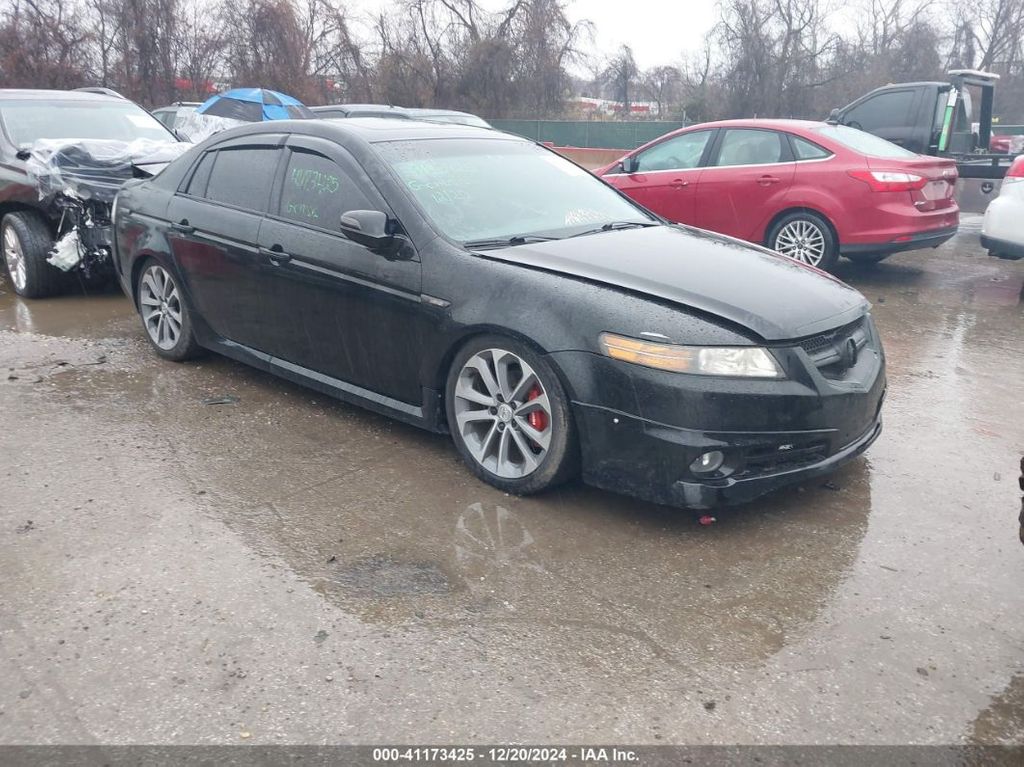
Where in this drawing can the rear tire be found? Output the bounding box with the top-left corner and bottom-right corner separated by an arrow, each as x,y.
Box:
767,211 -> 839,271
135,258 -> 201,361
2,211 -> 64,298
445,335 -> 578,495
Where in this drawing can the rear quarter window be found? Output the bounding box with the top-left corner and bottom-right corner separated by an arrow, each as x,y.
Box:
185,151 -> 216,196
790,135 -> 831,160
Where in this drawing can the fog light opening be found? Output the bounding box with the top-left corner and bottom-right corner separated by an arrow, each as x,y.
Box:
690,450 -> 725,474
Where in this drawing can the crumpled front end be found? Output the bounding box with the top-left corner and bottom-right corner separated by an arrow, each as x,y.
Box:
550,313 -> 887,510
23,138 -> 188,279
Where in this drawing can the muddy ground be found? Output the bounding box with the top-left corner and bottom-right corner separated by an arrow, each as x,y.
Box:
0,214 -> 1021,745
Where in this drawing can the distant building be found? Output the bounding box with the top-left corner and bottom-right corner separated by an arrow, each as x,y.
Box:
568,96 -> 661,118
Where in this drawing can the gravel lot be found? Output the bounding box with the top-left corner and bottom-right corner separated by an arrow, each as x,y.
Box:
0,214 -> 1021,745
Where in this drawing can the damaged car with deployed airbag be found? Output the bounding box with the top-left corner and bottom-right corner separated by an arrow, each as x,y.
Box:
112,119 -> 886,510
0,89 -> 186,297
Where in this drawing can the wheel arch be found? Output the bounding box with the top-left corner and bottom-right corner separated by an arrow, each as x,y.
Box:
430,325 -> 579,419
763,206 -> 840,249
0,203 -> 55,235
128,250 -> 181,311
128,251 -> 157,310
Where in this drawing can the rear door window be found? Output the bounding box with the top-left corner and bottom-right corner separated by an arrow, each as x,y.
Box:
277,148 -> 373,229
714,129 -> 787,166
634,130 -> 712,172
205,147 -> 279,212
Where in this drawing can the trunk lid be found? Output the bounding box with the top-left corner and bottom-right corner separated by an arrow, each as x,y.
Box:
867,155 -> 958,210
476,225 -> 867,341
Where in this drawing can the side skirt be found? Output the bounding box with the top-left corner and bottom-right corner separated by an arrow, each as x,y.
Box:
204,337 -> 446,433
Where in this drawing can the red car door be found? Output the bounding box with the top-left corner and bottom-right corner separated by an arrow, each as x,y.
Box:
603,129 -> 714,224
695,128 -> 796,241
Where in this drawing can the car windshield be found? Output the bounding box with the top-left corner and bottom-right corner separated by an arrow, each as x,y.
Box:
0,99 -> 174,145
377,138 -> 654,244
811,124 -> 918,159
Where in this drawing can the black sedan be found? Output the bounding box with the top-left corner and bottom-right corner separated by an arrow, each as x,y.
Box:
112,119 -> 886,509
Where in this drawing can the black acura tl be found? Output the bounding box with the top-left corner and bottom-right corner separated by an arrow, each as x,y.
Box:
112,119 -> 886,510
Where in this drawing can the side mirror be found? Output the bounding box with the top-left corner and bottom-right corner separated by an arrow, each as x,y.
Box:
15,146 -> 31,161
827,108 -> 841,124
622,155 -> 639,174
340,210 -> 396,251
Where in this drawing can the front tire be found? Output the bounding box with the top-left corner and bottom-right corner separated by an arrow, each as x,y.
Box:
136,259 -> 201,361
767,211 -> 838,271
446,335 -> 578,495
2,212 -> 64,298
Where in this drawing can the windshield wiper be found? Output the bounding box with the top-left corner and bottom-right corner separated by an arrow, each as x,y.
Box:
463,234 -> 560,250
568,220 -> 657,238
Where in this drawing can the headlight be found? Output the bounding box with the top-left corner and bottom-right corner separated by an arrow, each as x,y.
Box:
599,333 -> 783,378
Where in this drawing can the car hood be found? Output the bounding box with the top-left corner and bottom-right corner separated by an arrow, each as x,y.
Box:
476,225 -> 868,341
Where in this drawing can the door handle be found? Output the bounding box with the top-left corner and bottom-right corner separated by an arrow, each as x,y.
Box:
260,246 -> 292,264
670,178 -> 690,189
172,219 -> 194,234
757,175 -> 781,186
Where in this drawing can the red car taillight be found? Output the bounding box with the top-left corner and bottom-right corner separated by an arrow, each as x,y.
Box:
847,170 -> 928,192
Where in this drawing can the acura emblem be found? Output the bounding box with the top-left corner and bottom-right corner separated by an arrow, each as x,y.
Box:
841,337 -> 859,368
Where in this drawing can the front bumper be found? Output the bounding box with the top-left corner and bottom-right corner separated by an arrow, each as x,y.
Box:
574,404 -> 882,509
549,320 -> 886,510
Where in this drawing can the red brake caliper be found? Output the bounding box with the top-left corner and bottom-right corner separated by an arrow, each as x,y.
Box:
526,385 -> 548,433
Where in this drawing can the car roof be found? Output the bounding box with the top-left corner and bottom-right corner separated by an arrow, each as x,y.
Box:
0,88 -> 123,102
312,103 -> 409,113
682,118 -> 828,131
405,108 -> 478,118
209,117 -> 520,145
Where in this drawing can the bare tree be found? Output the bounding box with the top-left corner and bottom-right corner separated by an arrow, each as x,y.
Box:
962,0 -> 1024,70
605,45 -> 638,115
640,65 -> 681,118
173,2 -> 223,100
714,0 -> 841,118
0,0 -> 93,89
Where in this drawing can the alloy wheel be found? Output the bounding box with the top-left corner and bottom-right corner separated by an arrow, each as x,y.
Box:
2,225 -> 27,291
452,348 -> 553,479
773,219 -> 826,266
139,264 -> 183,350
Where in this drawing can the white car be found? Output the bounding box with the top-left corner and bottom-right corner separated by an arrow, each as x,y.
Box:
982,154 -> 1024,260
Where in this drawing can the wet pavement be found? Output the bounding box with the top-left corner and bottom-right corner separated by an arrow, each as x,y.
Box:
0,214 -> 1021,745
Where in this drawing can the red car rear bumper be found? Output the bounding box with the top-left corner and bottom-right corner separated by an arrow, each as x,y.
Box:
840,225 -> 958,256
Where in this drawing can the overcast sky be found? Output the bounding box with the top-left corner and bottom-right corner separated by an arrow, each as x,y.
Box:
346,0 -> 722,70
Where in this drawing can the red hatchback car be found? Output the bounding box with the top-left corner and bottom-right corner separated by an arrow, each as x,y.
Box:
596,119 -> 959,271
